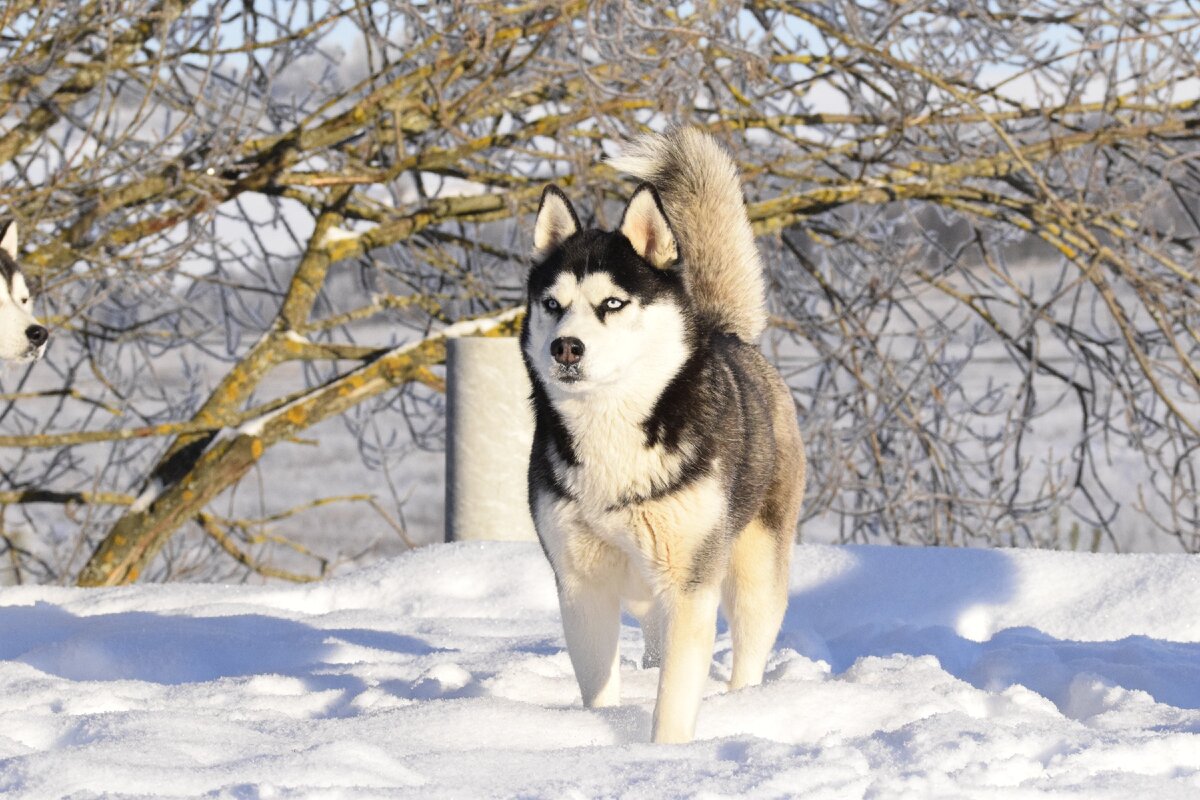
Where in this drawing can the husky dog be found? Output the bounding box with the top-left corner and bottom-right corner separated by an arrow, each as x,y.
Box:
0,220 -> 48,363
520,129 -> 806,743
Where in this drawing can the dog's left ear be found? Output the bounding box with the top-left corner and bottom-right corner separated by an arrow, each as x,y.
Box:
0,220 -> 16,260
532,185 -> 580,260
619,184 -> 678,269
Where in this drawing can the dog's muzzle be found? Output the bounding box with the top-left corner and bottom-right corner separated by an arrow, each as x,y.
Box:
550,336 -> 584,383
552,363 -> 583,384
23,324 -> 48,361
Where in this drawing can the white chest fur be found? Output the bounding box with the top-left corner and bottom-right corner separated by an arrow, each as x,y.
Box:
551,391 -> 688,511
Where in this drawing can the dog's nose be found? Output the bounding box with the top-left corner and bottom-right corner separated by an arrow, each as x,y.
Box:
25,324 -> 47,347
551,337 -> 584,366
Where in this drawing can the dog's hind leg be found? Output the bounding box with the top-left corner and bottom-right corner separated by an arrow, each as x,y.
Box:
623,567 -> 663,669
625,596 -> 663,669
723,517 -> 791,691
652,582 -> 721,743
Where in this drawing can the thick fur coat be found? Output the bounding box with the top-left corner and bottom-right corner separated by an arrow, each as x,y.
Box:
520,129 -> 805,743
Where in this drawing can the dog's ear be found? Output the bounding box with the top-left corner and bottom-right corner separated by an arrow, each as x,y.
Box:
0,220 -> 16,260
532,185 -> 580,260
21,273 -> 41,297
619,184 -> 678,269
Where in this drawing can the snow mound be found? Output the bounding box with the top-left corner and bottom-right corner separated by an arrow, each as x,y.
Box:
1,543 -> 1199,798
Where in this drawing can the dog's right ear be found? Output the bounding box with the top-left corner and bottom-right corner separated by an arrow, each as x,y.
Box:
532,185 -> 580,260
619,184 -> 678,270
0,220 -> 16,260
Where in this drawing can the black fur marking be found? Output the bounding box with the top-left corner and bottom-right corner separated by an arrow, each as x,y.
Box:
529,433 -> 573,501
684,340 -> 779,588
604,449 -> 712,512
642,339 -> 707,452
528,228 -> 686,312
0,252 -> 17,293
0,220 -> 18,292
594,297 -> 628,323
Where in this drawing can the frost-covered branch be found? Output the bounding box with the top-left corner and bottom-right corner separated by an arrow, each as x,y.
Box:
2,1 -> 1198,585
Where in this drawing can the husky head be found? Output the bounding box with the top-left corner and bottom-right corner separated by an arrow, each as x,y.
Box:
0,220 -> 48,363
521,184 -> 694,399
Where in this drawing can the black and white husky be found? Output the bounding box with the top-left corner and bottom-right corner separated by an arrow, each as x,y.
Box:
520,129 -> 806,743
0,220 -> 48,363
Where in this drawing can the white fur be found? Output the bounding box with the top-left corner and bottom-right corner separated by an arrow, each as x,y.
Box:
533,492 -> 624,708
628,473 -> 727,743
0,271 -> 46,362
653,583 -> 721,743
532,470 -> 732,742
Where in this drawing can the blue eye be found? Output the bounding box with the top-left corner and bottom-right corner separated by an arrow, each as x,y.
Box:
603,297 -> 626,311
543,297 -> 561,312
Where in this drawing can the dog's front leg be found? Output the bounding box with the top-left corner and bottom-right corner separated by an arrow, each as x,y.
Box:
652,583 -> 720,743
558,573 -> 622,707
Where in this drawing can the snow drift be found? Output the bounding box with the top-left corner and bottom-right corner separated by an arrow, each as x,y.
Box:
1,543 -> 1198,798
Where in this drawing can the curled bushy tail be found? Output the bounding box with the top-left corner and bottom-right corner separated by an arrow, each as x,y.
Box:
608,128 -> 766,341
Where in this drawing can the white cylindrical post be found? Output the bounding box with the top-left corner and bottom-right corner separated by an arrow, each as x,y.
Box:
445,336 -> 538,542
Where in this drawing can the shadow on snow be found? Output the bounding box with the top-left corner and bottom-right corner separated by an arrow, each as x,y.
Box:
0,602 -> 439,685
781,545 -> 1200,715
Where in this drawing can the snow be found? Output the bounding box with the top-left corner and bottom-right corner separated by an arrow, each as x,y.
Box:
2,542 -> 1199,798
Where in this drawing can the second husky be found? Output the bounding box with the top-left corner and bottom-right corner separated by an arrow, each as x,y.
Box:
520,129 -> 806,743
0,220 -> 48,363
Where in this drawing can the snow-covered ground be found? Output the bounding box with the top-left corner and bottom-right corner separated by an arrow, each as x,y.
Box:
2,542 -> 1199,798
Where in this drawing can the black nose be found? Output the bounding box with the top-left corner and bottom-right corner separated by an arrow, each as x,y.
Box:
551,337 -> 584,366
25,324 -> 47,347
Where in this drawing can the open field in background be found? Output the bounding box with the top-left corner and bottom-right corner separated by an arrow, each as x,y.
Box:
0,257 -> 1181,589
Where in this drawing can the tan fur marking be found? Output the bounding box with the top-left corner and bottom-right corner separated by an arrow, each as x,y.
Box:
723,517 -> 792,690
621,472 -> 725,592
